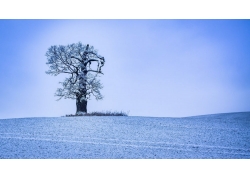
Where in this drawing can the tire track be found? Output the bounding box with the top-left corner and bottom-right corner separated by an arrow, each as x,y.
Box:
1,133 -> 250,157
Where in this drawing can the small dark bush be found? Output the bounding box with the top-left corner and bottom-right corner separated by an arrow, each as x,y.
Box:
66,111 -> 128,117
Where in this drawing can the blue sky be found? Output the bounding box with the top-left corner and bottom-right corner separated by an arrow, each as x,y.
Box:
0,20 -> 250,118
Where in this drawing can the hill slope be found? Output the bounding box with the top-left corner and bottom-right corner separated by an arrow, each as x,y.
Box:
0,112 -> 249,158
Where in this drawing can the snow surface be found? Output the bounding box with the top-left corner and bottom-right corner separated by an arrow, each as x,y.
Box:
0,112 -> 249,158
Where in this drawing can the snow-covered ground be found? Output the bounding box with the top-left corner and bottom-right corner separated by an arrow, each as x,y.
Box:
0,112 -> 249,158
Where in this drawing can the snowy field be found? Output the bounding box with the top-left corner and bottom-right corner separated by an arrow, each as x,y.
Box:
0,112 -> 249,159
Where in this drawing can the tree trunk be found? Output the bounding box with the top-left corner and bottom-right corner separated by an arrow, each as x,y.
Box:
76,97 -> 87,115
76,46 -> 89,115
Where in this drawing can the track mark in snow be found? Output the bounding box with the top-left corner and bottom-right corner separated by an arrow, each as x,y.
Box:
160,125 -> 241,131
1,135 -> 250,157
0,132 -> 249,152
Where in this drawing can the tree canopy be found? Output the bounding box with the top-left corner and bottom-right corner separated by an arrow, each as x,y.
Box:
46,42 -> 105,114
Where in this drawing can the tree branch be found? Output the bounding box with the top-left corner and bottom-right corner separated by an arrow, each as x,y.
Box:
84,59 -> 99,66
71,56 -> 82,62
87,70 -> 103,74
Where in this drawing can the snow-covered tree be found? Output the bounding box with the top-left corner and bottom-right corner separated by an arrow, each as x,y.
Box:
45,42 -> 105,115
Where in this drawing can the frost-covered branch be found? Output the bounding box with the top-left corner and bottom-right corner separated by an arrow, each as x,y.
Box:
45,42 -> 105,103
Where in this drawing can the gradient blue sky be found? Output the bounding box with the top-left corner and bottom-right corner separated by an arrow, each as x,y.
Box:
0,20 -> 250,118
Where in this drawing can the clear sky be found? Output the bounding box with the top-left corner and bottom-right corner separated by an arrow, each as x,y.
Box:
0,20 -> 250,118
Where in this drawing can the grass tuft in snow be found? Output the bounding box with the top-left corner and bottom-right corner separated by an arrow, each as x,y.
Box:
66,111 -> 129,117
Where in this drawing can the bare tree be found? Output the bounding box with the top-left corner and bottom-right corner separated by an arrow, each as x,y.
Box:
45,42 -> 105,115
